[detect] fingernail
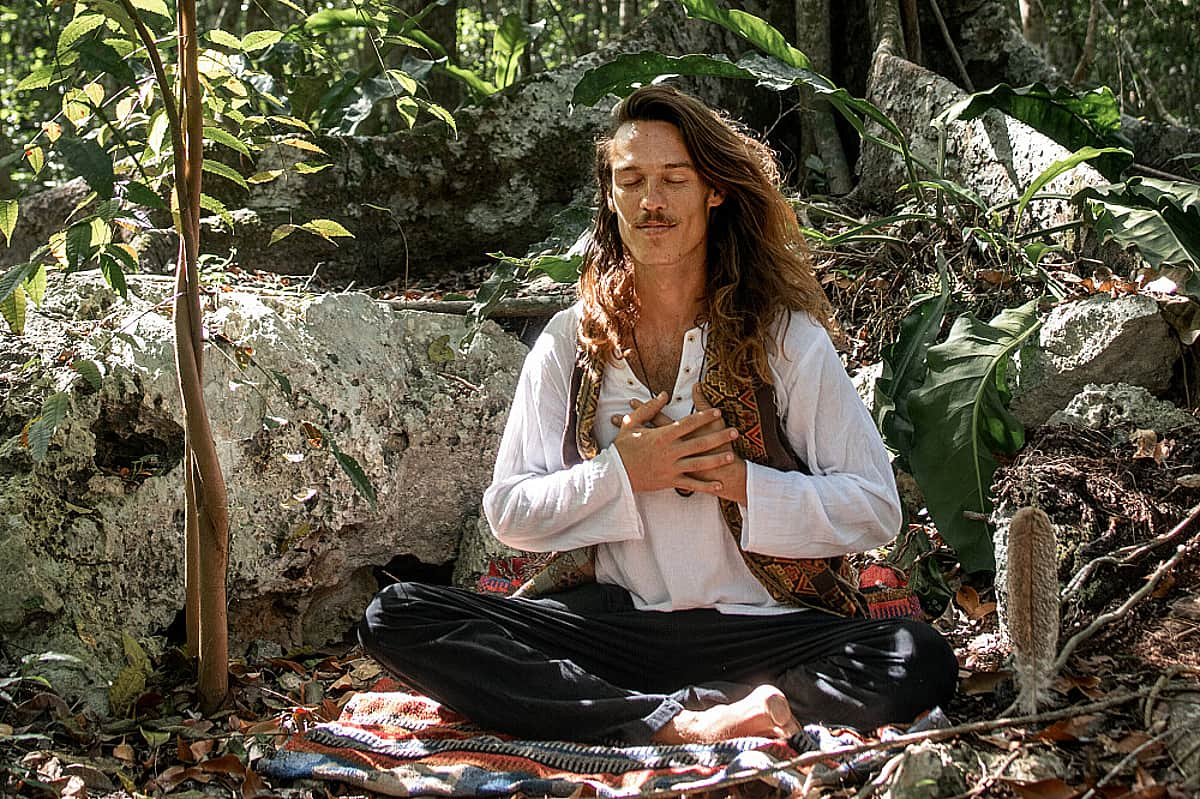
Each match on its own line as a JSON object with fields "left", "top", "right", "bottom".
{"left": 713, "top": 483, "right": 723, "bottom": 491}
{"left": 725, "top": 453, "right": 734, "bottom": 463}
{"left": 711, "top": 408, "right": 721, "bottom": 417}
{"left": 729, "top": 429, "right": 738, "bottom": 438}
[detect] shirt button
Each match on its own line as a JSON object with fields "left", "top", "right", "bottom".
{"left": 627, "top": 379, "right": 635, "bottom": 386}
{"left": 675, "top": 396, "right": 683, "bottom": 402}
{"left": 684, "top": 367, "right": 691, "bottom": 373}
{"left": 687, "top": 334, "right": 695, "bottom": 343}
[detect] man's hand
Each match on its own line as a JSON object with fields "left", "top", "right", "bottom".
{"left": 613, "top": 392, "right": 740, "bottom": 495}
{"left": 684, "top": 383, "right": 748, "bottom": 505}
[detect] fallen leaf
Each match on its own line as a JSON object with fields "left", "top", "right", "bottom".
{"left": 198, "top": 754, "right": 247, "bottom": 776}
{"left": 955, "top": 585, "right": 997, "bottom": 620}
{"left": 242, "top": 766, "right": 269, "bottom": 799}
{"left": 190, "top": 738, "right": 215, "bottom": 761}
{"left": 113, "top": 741, "right": 135, "bottom": 763}
{"left": 0, "top": 723, "right": 12, "bottom": 736}
{"left": 63, "top": 763, "right": 114, "bottom": 793}
{"left": 1000, "top": 777, "right": 1081, "bottom": 799}
{"left": 329, "top": 673, "right": 354, "bottom": 691}
{"left": 350, "top": 661, "right": 382, "bottom": 682}
{"left": 1176, "top": 474, "right": 1200, "bottom": 489}
{"left": 1130, "top": 429, "right": 1168, "bottom": 465}
{"left": 961, "top": 670, "right": 1011, "bottom": 695}
{"left": 975, "top": 268, "right": 1015, "bottom": 287}
{"left": 1053, "top": 673, "right": 1105, "bottom": 699}
{"left": 1035, "top": 714, "right": 1104, "bottom": 742}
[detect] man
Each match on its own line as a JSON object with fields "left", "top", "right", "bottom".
{"left": 360, "top": 85, "right": 957, "bottom": 745}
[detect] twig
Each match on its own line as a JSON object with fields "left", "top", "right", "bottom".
{"left": 385, "top": 295, "right": 574, "bottom": 318}
{"left": 946, "top": 749, "right": 1021, "bottom": 799}
{"left": 1078, "top": 725, "right": 1180, "bottom": 799}
{"left": 1070, "top": 0, "right": 1099, "bottom": 84}
{"left": 925, "top": 0, "right": 974, "bottom": 92}
{"left": 630, "top": 691, "right": 1150, "bottom": 799}
{"left": 1052, "top": 538, "right": 1198, "bottom": 678}
{"left": 1145, "top": 667, "right": 1184, "bottom": 729}
{"left": 1097, "top": 0, "right": 1180, "bottom": 124}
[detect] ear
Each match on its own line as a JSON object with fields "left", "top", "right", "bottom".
{"left": 707, "top": 187, "right": 725, "bottom": 209}
{"left": 606, "top": 191, "right": 616, "bottom": 213}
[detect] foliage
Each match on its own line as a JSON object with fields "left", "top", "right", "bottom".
{"left": 944, "top": 82, "right": 1134, "bottom": 180}
{"left": 907, "top": 300, "right": 1042, "bottom": 573}
{"left": 1076, "top": 176, "right": 1200, "bottom": 298}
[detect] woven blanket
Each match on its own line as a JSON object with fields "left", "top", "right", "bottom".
{"left": 260, "top": 687, "right": 947, "bottom": 797}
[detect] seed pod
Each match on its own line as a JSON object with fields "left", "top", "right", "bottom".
{"left": 1006, "top": 506, "right": 1060, "bottom": 714}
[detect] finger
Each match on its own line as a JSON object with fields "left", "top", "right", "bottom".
{"left": 621, "top": 392, "right": 669, "bottom": 427}
{"left": 630, "top": 399, "right": 675, "bottom": 428}
{"left": 672, "top": 475, "right": 723, "bottom": 495}
{"left": 662, "top": 406, "right": 725, "bottom": 439}
{"left": 676, "top": 426, "right": 738, "bottom": 456}
{"left": 692, "top": 382, "right": 714, "bottom": 411}
{"left": 678, "top": 450, "right": 737, "bottom": 471}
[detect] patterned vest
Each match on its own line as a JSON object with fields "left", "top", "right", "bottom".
{"left": 511, "top": 328, "right": 868, "bottom": 618}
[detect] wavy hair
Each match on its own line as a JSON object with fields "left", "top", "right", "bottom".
{"left": 578, "top": 85, "right": 834, "bottom": 383}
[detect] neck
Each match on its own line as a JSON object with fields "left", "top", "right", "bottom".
{"left": 632, "top": 258, "right": 707, "bottom": 336}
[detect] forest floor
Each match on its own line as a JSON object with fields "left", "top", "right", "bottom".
{"left": 3, "top": 240, "right": 1200, "bottom": 798}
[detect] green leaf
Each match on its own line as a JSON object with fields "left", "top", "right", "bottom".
{"left": 437, "top": 64, "right": 498, "bottom": 98}
{"left": 242, "top": 29, "right": 284, "bottom": 51}
{"left": 202, "top": 126, "right": 252, "bottom": 157}
{"left": 1077, "top": 178, "right": 1200, "bottom": 278}
{"left": 419, "top": 100, "right": 456, "bottom": 134}
{"left": 23, "top": 264, "right": 46, "bottom": 307}
{"left": 17, "top": 65, "right": 56, "bottom": 92}
{"left": 303, "top": 7, "right": 376, "bottom": 34}
{"left": 0, "top": 200, "right": 17, "bottom": 247}
{"left": 279, "top": 137, "right": 327, "bottom": 155}
{"left": 57, "top": 13, "right": 106, "bottom": 58}
{"left": 72, "top": 359, "right": 104, "bottom": 390}
{"left": 64, "top": 218, "right": 108, "bottom": 271}
{"left": 427, "top": 334, "right": 455, "bottom": 364}
{"left": 574, "top": 52, "right": 754, "bottom": 106}
{"left": 199, "top": 194, "right": 235, "bottom": 230}
{"left": 57, "top": 137, "right": 115, "bottom": 200}
{"left": 269, "top": 224, "right": 296, "bottom": 245}
{"left": 492, "top": 13, "right": 530, "bottom": 89}
{"left": 0, "top": 262, "right": 37, "bottom": 303}
{"left": 201, "top": 159, "right": 249, "bottom": 191}
{"left": 907, "top": 300, "right": 1042, "bottom": 572}
{"left": 123, "top": 180, "right": 167, "bottom": 210}
{"left": 678, "top": 0, "right": 809, "bottom": 68}
{"left": 395, "top": 96, "right": 419, "bottom": 129}
{"left": 26, "top": 146, "right": 45, "bottom": 176}
{"left": 99, "top": 253, "right": 128, "bottom": 298}
{"left": 945, "top": 82, "right": 1133, "bottom": 180}
{"left": 299, "top": 219, "right": 353, "bottom": 240}
{"left": 247, "top": 169, "right": 285, "bottom": 184}
{"left": 0, "top": 284, "right": 26, "bottom": 334}
{"left": 384, "top": 69, "right": 418, "bottom": 96}
{"left": 293, "top": 162, "right": 332, "bottom": 174}
{"left": 1015, "top": 146, "right": 1128, "bottom": 230}
{"left": 105, "top": 243, "right": 139, "bottom": 273}
{"left": 328, "top": 437, "right": 377, "bottom": 507}
{"left": 26, "top": 392, "right": 70, "bottom": 460}
{"left": 206, "top": 29, "right": 243, "bottom": 50}
{"left": 873, "top": 250, "right": 951, "bottom": 467}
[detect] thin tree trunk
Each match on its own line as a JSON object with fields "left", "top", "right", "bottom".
{"left": 520, "top": 0, "right": 534, "bottom": 78}
{"left": 900, "top": 0, "right": 921, "bottom": 63}
{"left": 796, "top": 0, "right": 852, "bottom": 194}
{"left": 1019, "top": 0, "right": 1047, "bottom": 54}
{"left": 619, "top": 0, "right": 637, "bottom": 33}
{"left": 1071, "top": 0, "right": 1098, "bottom": 84}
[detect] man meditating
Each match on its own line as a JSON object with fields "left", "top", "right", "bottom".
{"left": 360, "top": 85, "right": 958, "bottom": 744}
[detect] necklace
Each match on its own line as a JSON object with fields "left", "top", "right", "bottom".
{"left": 630, "top": 327, "right": 658, "bottom": 396}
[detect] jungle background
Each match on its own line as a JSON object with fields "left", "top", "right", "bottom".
{"left": 2, "top": 0, "right": 1200, "bottom": 796}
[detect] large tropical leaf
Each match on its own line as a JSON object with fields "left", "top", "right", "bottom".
{"left": 945, "top": 82, "right": 1134, "bottom": 180}
{"left": 676, "top": 0, "right": 809, "bottom": 68}
{"left": 873, "top": 249, "right": 951, "bottom": 467}
{"left": 1014, "top": 146, "right": 1128, "bottom": 229}
{"left": 1076, "top": 177, "right": 1200, "bottom": 296}
{"left": 907, "top": 300, "right": 1042, "bottom": 573}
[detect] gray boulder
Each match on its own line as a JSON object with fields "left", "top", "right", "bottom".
{"left": 1009, "top": 295, "right": 1180, "bottom": 427}
{"left": 1047, "top": 382, "right": 1199, "bottom": 432}
{"left": 0, "top": 271, "right": 526, "bottom": 712}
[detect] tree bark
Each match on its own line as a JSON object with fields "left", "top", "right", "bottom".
{"left": 795, "top": 0, "right": 853, "bottom": 194}
{"left": 1070, "top": 0, "right": 1098, "bottom": 85}
{"left": 1019, "top": 0, "right": 1047, "bottom": 55}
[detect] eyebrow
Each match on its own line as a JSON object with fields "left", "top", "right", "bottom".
{"left": 614, "top": 161, "right": 696, "bottom": 173}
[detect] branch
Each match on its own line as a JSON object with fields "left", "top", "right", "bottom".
{"left": 383, "top": 294, "right": 574, "bottom": 317}
{"left": 1070, "top": 0, "right": 1099, "bottom": 84}
{"left": 925, "top": 0, "right": 974, "bottom": 92}
{"left": 1098, "top": 0, "right": 1180, "bottom": 124}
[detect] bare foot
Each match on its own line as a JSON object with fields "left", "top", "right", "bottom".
{"left": 652, "top": 685, "right": 800, "bottom": 744}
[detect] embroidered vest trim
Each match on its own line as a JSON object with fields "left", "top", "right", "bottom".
{"left": 511, "top": 328, "right": 868, "bottom": 618}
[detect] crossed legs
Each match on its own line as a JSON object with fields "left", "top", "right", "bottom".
{"left": 359, "top": 581, "right": 957, "bottom": 744}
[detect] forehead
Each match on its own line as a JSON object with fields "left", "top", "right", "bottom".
{"left": 608, "top": 120, "right": 693, "bottom": 170}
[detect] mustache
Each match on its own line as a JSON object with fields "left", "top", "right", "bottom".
{"left": 633, "top": 212, "right": 677, "bottom": 226}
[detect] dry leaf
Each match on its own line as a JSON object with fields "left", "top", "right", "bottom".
{"left": 975, "top": 268, "right": 1015, "bottom": 287}
{"left": 1176, "top": 474, "right": 1200, "bottom": 488}
{"left": 242, "top": 766, "right": 269, "bottom": 799}
{"left": 0, "top": 723, "right": 12, "bottom": 736}
{"left": 1035, "top": 713, "right": 1104, "bottom": 742}
{"left": 961, "top": 670, "right": 1012, "bottom": 695}
{"left": 1130, "top": 429, "right": 1168, "bottom": 465}
{"left": 1052, "top": 673, "right": 1105, "bottom": 699}
{"left": 113, "top": 741, "right": 135, "bottom": 763}
{"left": 329, "top": 673, "right": 354, "bottom": 691}
{"left": 351, "top": 661, "right": 383, "bottom": 681}
{"left": 955, "top": 585, "right": 997, "bottom": 620}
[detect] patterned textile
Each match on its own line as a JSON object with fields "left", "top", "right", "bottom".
{"left": 512, "top": 335, "right": 869, "bottom": 617}
{"left": 259, "top": 686, "right": 947, "bottom": 797}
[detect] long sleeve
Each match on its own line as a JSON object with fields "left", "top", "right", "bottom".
{"left": 482, "top": 307, "right": 645, "bottom": 552}
{"left": 741, "top": 313, "right": 901, "bottom": 559}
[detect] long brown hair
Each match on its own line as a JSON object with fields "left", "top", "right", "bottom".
{"left": 578, "top": 85, "right": 834, "bottom": 383}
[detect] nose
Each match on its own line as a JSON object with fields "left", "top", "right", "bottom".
{"left": 639, "top": 179, "right": 666, "bottom": 211}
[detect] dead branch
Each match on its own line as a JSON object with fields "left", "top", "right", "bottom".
{"left": 925, "top": 0, "right": 974, "bottom": 91}
{"left": 1053, "top": 536, "right": 1199, "bottom": 678}
{"left": 1078, "top": 725, "right": 1181, "bottom": 799}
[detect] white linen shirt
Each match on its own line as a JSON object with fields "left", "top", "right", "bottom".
{"left": 482, "top": 303, "right": 901, "bottom": 615}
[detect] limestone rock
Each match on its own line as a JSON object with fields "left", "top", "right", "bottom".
{"left": 0, "top": 271, "right": 526, "bottom": 712}
{"left": 882, "top": 741, "right": 968, "bottom": 799}
{"left": 1009, "top": 295, "right": 1180, "bottom": 427}
{"left": 1047, "top": 383, "right": 1199, "bottom": 432}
